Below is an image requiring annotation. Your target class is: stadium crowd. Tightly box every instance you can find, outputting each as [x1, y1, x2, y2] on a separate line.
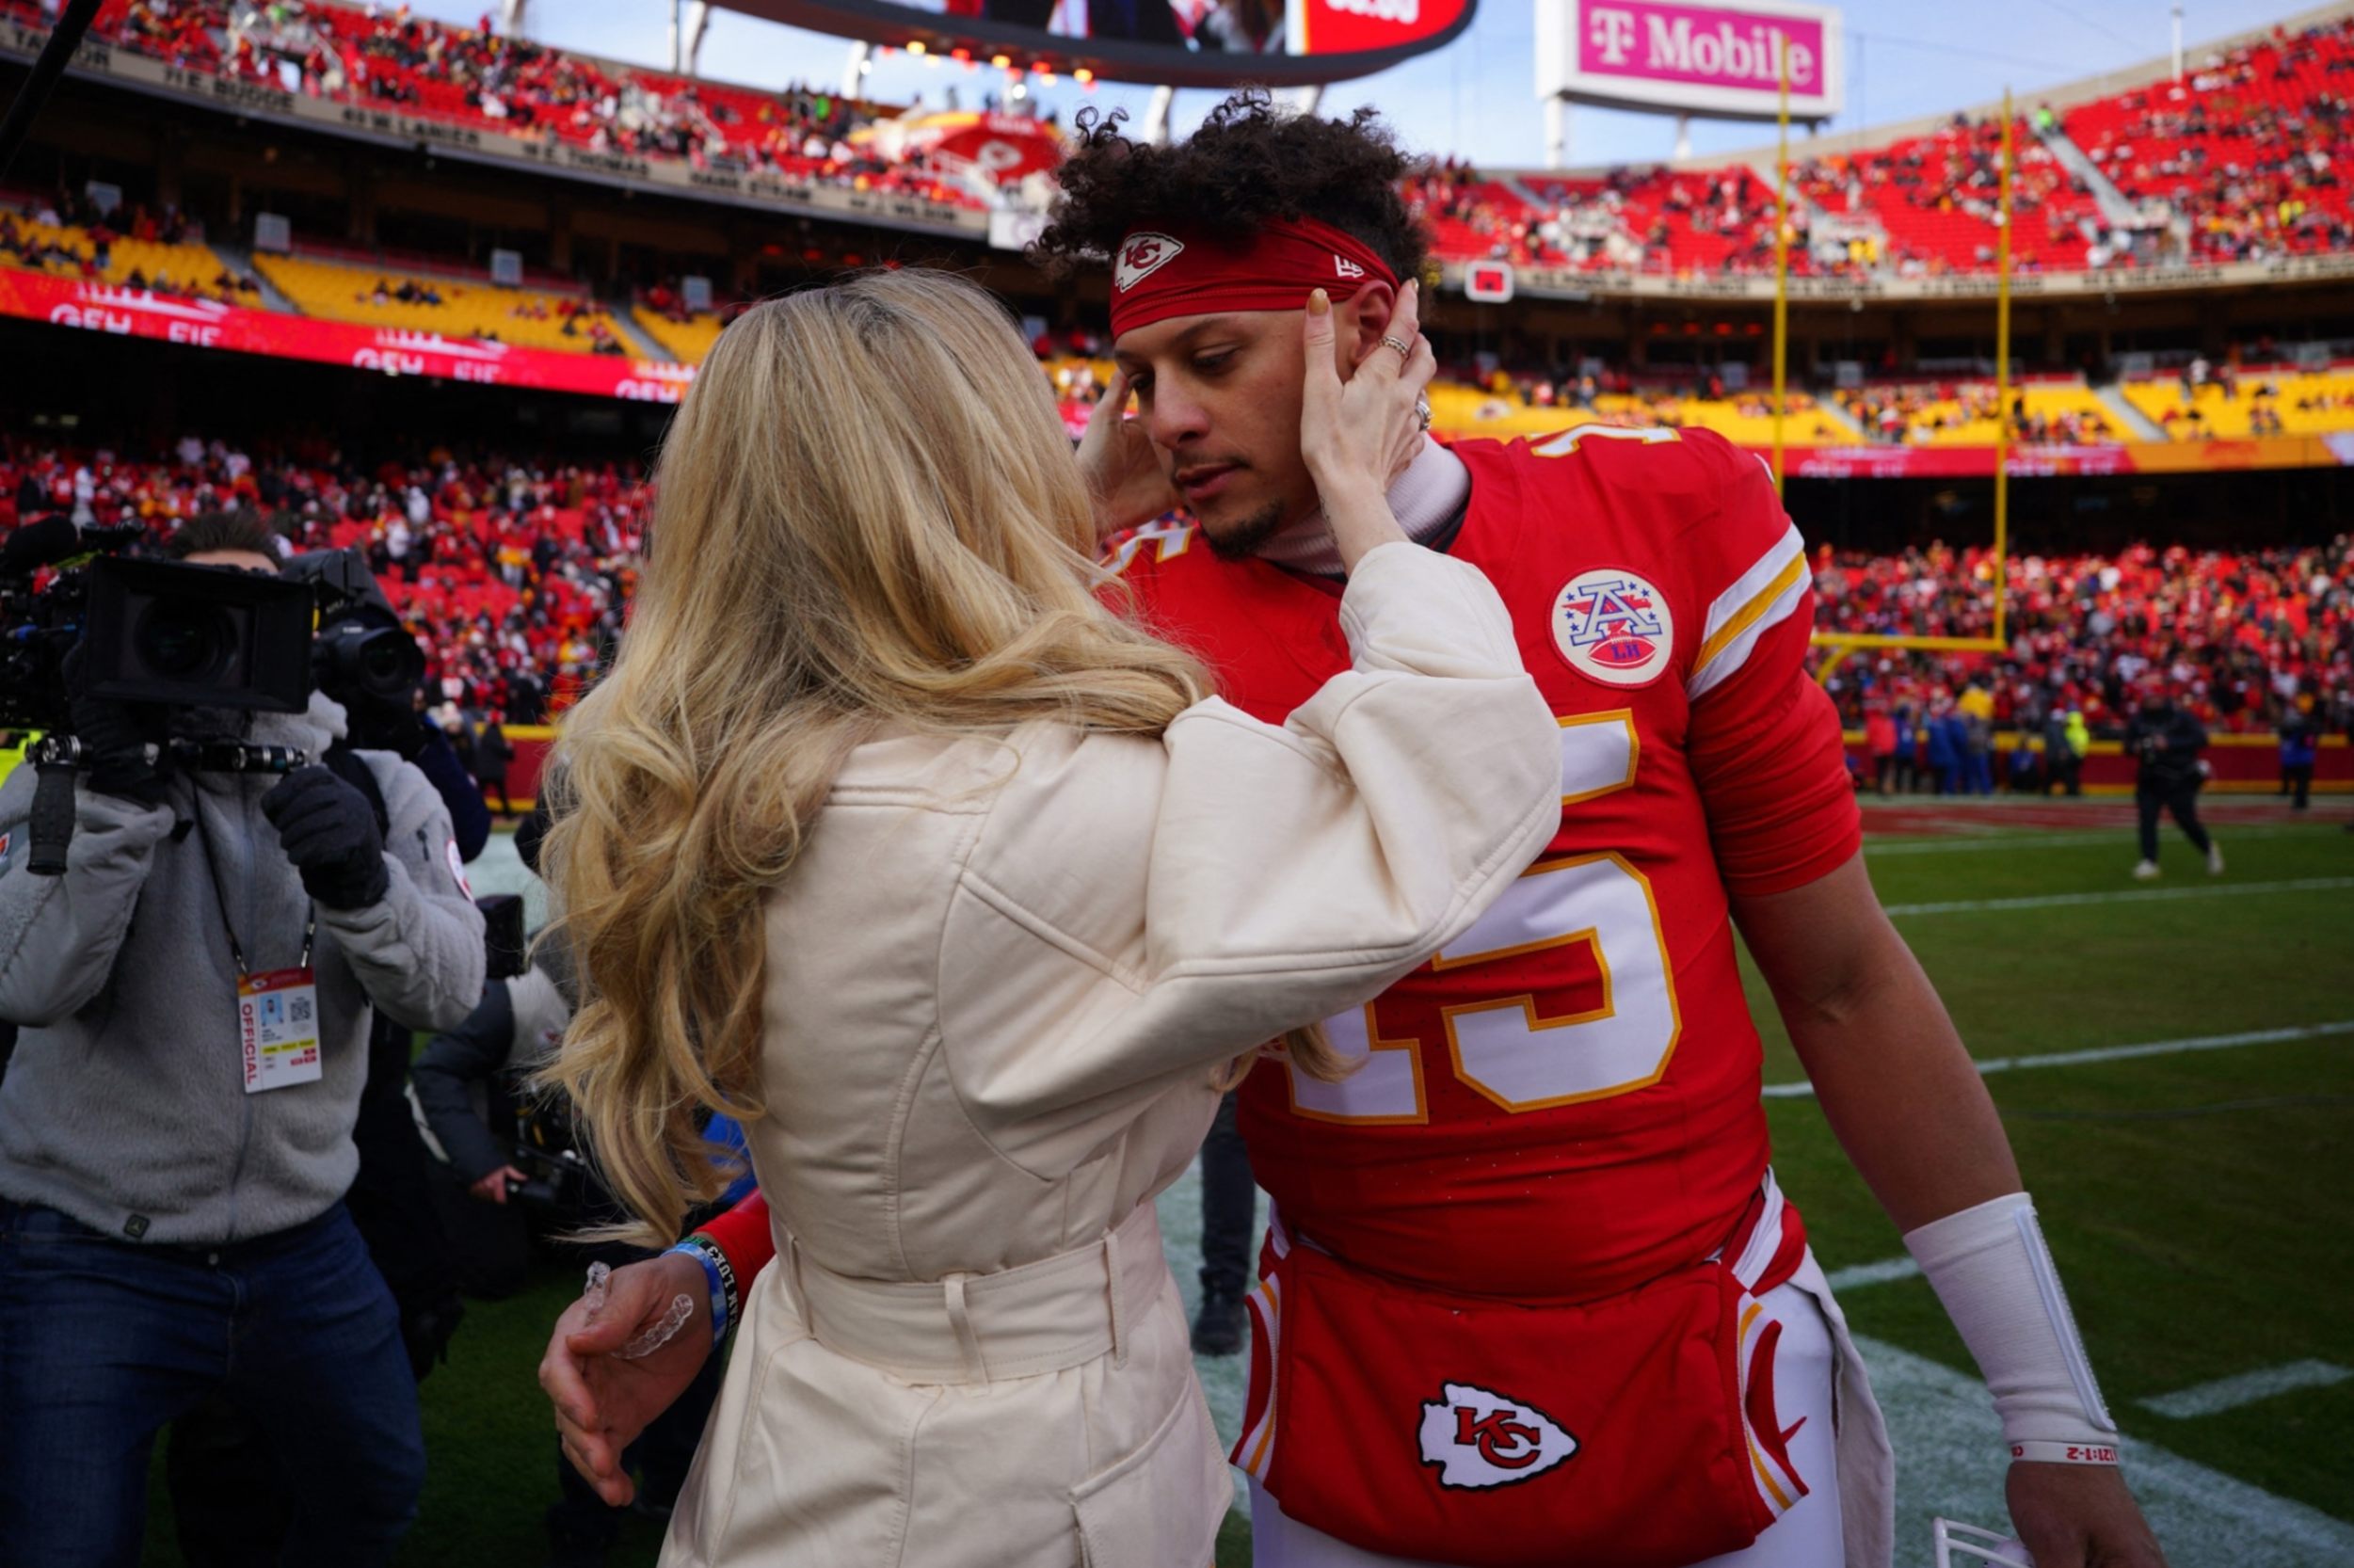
[2067, 14, 2354, 264]
[1816, 538, 2354, 792]
[7, 434, 2345, 778]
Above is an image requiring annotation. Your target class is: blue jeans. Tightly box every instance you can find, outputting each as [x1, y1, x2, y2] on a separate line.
[0, 1199, 424, 1568]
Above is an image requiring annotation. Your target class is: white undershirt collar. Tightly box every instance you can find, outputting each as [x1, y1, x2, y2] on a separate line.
[1251, 437, 1472, 579]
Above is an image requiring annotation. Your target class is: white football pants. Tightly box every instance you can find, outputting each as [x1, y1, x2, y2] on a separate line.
[1248, 1272, 1844, 1568]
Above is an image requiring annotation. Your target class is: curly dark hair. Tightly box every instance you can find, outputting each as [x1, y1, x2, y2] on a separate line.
[1030, 92, 1430, 287]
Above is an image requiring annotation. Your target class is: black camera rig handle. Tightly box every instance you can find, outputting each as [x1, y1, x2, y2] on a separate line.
[25, 735, 79, 877]
[20, 738, 311, 877]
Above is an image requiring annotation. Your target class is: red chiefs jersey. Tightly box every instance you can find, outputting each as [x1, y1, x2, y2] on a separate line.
[1114, 426, 1859, 1304]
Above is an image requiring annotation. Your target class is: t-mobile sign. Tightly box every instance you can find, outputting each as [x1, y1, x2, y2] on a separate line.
[1538, 0, 1842, 123]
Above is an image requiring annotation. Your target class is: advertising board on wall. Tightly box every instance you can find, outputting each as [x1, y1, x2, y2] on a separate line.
[1535, 0, 1842, 122]
[717, 0, 1474, 87]
[0, 271, 701, 403]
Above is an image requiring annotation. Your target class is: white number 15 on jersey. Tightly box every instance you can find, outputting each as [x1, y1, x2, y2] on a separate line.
[1285, 712, 1683, 1124]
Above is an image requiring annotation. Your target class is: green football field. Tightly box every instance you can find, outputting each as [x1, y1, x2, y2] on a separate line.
[136, 800, 2354, 1567]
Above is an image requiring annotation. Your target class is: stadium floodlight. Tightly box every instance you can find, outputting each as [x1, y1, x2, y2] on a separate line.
[1933, 1519, 2035, 1568]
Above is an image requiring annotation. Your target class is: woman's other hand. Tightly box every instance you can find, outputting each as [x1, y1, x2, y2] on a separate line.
[1077, 366, 1180, 544]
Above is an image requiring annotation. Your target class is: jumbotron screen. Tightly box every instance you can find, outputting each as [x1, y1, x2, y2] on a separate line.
[719, 0, 1477, 86]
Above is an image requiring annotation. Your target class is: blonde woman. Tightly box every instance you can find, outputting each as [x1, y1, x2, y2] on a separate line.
[536, 269, 1559, 1566]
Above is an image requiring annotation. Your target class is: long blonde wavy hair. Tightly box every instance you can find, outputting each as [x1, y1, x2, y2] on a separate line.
[540, 269, 1333, 1248]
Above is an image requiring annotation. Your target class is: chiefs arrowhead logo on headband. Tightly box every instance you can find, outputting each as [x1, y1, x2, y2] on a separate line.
[1108, 216, 1399, 339]
[1115, 232, 1184, 292]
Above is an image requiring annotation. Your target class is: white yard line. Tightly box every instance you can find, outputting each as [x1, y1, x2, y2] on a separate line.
[2139, 1361, 2352, 1420]
[1825, 1256, 1923, 1291]
[1865, 825, 2315, 856]
[1881, 876, 2354, 917]
[1762, 1020, 2354, 1098]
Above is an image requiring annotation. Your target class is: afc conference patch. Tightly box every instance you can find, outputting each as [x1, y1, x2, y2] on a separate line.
[1551, 568, 1673, 688]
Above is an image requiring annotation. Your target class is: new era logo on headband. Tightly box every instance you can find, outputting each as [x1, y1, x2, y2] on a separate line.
[1116, 232, 1184, 292]
[1335, 255, 1366, 280]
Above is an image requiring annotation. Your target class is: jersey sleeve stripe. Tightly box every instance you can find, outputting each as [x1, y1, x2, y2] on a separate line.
[1689, 552, 1808, 701]
[1697, 521, 1806, 655]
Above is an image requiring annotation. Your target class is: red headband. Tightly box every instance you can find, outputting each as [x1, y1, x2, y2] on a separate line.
[1108, 216, 1398, 340]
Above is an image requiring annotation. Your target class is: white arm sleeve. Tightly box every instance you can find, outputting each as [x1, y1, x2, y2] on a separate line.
[1904, 1192, 2121, 1461]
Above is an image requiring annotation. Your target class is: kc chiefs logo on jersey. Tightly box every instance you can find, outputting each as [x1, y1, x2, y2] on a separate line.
[1114, 232, 1184, 291]
[1551, 567, 1675, 688]
[1417, 1381, 1579, 1489]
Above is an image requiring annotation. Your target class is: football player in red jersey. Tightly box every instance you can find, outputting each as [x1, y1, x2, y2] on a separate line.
[541, 99, 2166, 1568]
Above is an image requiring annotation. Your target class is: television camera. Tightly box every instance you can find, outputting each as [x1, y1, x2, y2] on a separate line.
[0, 518, 424, 876]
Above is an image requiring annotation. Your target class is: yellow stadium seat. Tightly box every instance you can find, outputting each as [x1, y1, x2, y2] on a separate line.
[4, 216, 237, 296]
[632, 308, 726, 364]
[252, 251, 630, 356]
[2123, 373, 2354, 438]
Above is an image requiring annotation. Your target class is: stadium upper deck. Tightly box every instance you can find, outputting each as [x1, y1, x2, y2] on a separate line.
[4, 0, 2354, 470]
[6, 0, 2354, 296]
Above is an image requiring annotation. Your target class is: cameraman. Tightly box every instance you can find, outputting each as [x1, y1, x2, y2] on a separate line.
[2125, 673, 2223, 880]
[0, 509, 485, 1567]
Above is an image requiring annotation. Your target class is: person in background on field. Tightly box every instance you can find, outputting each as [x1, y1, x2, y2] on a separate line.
[2126, 675, 2222, 879]
[1893, 697, 1924, 794]
[1189, 1091, 1257, 1355]
[2278, 702, 2317, 811]
[2042, 706, 2079, 796]
[1927, 697, 1962, 794]
[1865, 704, 1898, 797]
[473, 711, 517, 817]
[1959, 678, 1995, 795]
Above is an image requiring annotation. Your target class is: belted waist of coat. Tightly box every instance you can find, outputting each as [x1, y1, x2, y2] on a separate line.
[777, 1200, 1168, 1384]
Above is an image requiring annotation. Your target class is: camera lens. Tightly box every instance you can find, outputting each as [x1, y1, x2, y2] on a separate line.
[136, 599, 235, 683]
[351, 626, 424, 699]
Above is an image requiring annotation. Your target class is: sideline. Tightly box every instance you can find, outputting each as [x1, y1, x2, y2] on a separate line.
[1858, 1334, 2354, 1566]
[1761, 1020, 2354, 1098]
[1864, 824, 2317, 856]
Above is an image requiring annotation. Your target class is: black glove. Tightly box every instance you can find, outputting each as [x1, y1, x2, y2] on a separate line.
[62, 643, 168, 808]
[261, 765, 390, 910]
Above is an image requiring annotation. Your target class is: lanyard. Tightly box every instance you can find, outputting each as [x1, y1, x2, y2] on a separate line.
[195, 807, 314, 975]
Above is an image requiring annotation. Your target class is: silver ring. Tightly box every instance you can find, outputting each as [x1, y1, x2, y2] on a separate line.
[1415, 397, 1433, 430]
[1382, 334, 1414, 360]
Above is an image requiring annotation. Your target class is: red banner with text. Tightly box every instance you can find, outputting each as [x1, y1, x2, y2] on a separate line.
[0, 270, 698, 403]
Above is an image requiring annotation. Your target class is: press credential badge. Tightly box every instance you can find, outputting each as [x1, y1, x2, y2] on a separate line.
[240, 967, 323, 1093]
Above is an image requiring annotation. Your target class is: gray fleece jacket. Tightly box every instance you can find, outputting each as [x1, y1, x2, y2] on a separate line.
[0, 692, 485, 1244]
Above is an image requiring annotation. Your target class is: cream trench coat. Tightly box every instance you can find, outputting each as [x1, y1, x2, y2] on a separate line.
[660, 544, 1561, 1568]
